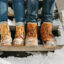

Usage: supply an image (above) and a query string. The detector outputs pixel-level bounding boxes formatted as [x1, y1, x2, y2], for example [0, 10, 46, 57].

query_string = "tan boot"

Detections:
[1, 22, 12, 46]
[40, 22, 56, 48]
[25, 22, 38, 46]
[13, 25, 25, 46]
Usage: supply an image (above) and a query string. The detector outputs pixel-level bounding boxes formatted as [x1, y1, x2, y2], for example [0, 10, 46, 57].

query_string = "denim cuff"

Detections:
[0, 21, 8, 24]
[16, 22, 24, 26]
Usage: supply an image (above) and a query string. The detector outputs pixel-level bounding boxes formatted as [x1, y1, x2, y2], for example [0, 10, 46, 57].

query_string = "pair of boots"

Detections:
[0, 22, 38, 46]
[0, 22, 56, 48]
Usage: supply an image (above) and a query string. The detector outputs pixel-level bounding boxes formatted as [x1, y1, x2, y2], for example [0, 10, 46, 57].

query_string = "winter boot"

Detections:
[25, 22, 38, 46]
[13, 24, 25, 46]
[40, 22, 56, 48]
[1, 22, 12, 46]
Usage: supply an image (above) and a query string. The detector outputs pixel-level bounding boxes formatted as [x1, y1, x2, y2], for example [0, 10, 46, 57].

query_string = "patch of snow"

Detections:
[52, 19, 62, 30]
[44, 47, 64, 64]
[8, 19, 15, 26]
[53, 19, 61, 27]
[55, 23, 64, 45]
[1, 47, 64, 64]
[55, 36, 64, 45]
[52, 19, 64, 45]
[0, 58, 12, 64]
[0, 54, 46, 64]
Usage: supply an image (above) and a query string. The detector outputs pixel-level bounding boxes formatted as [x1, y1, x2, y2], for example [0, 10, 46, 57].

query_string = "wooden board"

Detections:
[56, 0, 64, 13]
[56, 0, 64, 21]
[0, 45, 62, 52]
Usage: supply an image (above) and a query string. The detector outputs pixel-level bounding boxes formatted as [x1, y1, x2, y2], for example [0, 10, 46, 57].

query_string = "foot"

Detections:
[40, 22, 56, 48]
[25, 22, 38, 46]
[13, 24, 25, 46]
[1, 22, 12, 46]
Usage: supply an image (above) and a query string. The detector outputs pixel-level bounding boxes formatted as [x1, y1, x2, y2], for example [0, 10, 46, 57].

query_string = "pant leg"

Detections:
[27, 0, 38, 23]
[0, 0, 8, 22]
[12, 0, 25, 22]
[42, 0, 55, 24]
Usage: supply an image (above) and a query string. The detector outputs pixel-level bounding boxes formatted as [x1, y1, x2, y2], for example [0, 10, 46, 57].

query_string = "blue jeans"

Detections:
[27, 0, 38, 22]
[0, 0, 25, 22]
[27, 0, 55, 23]
[0, 0, 8, 22]
[0, 0, 55, 23]
[42, 0, 55, 23]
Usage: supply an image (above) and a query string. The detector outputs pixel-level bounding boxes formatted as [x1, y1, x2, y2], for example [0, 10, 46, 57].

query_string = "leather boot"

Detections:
[40, 22, 56, 48]
[25, 22, 38, 46]
[13, 24, 25, 46]
[1, 22, 12, 46]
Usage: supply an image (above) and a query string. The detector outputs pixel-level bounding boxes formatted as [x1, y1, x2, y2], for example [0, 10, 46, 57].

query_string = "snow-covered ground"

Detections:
[0, 47, 64, 64]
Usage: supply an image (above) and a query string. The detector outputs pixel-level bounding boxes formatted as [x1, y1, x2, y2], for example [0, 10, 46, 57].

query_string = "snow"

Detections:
[0, 54, 45, 64]
[0, 47, 64, 64]
[62, 10, 64, 23]
[8, 19, 15, 26]
[52, 18, 64, 45]
[55, 10, 64, 45]
[55, 24, 64, 45]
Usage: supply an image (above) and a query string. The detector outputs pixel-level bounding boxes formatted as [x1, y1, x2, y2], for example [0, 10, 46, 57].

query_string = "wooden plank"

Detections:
[0, 45, 63, 52]
[56, 0, 64, 13]
[56, 0, 64, 21]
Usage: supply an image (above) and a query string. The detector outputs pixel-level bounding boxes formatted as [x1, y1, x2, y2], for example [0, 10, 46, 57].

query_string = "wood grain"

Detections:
[0, 45, 63, 52]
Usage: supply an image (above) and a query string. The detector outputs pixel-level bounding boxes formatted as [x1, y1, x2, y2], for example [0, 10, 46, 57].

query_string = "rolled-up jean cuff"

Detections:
[16, 22, 24, 26]
[15, 18, 24, 22]
[0, 21, 8, 24]
[41, 18, 53, 24]
[26, 18, 38, 23]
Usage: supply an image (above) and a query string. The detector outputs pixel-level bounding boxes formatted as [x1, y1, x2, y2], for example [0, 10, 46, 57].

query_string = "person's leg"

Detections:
[12, 0, 25, 23]
[27, 0, 38, 22]
[40, 0, 56, 48]
[42, 0, 55, 23]
[12, 0, 25, 46]
[0, 0, 12, 46]
[0, 0, 8, 22]
[25, 0, 39, 46]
